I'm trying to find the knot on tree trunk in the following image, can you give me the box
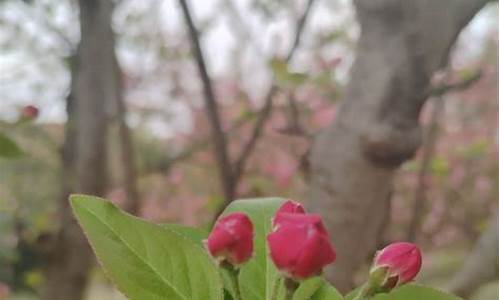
[360,123,422,168]
[354,0,408,23]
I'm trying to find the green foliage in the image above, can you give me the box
[458,139,488,159]
[309,281,344,300]
[72,195,463,300]
[430,156,449,178]
[270,59,308,88]
[345,284,462,300]
[70,195,224,300]
[161,223,208,246]
[0,132,23,158]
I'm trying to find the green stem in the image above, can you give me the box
[352,283,375,300]
[231,269,242,300]
[284,278,299,300]
[352,291,365,300]
[270,276,282,300]
[222,263,242,300]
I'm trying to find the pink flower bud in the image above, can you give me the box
[21,105,39,120]
[267,213,336,280]
[273,200,306,228]
[206,212,254,265]
[373,242,422,286]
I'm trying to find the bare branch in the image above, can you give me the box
[429,70,482,97]
[232,0,317,183]
[144,115,251,175]
[407,69,482,241]
[286,0,316,61]
[178,0,235,202]
[406,96,444,242]
[277,91,310,138]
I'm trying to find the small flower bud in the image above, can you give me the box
[372,242,422,289]
[267,213,336,280]
[277,200,306,215]
[272,200,306,228]
[206,212,254,266]
[21,105,39,120]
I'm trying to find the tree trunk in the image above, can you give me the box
[307,0,492,292]
[41,1,116,299]
[447,215,498,298]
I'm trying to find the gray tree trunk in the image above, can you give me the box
[307,0,492,292]
[448,215,498,298]
[41,1,117,299]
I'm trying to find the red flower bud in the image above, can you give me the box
[273,200,306,228]
[373,242,422,286]
[267,213,336,280]
[206,212,254,265]
[21,105,39,120]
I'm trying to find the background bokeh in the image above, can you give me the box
[0,0,498,299]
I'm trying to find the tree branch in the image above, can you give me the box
[144,114,251,175]
[406,95,444,242]
[232,0,316,184]
[428,70,482,97]
[178,0,236,202]
[407,70,482,242]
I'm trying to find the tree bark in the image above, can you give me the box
[41,1,116,299]
[447,215,499,298]
[307,0,492,292]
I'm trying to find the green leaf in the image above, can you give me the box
[221,198,287,300]
[0,132,23,158]
[386,284,462,300]
[161,224,237,300]
[71,195,223,300]
[458,139,488,159]
[430,156,449,178]
[346,284,462,300]
[294,278,336,300]
[161,223,207,246]
[292,277,323,300]
[270,59,289,81]
[270,58,308,88]
[310,280,343,300]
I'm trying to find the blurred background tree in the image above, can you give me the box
[0,0,497,299]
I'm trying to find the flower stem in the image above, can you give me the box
[352,286,367,300]
[270,276,282,300]
[284,278,299,300]
[232,272,242,300]
[222,262,242,300]
[352,283,376,300]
